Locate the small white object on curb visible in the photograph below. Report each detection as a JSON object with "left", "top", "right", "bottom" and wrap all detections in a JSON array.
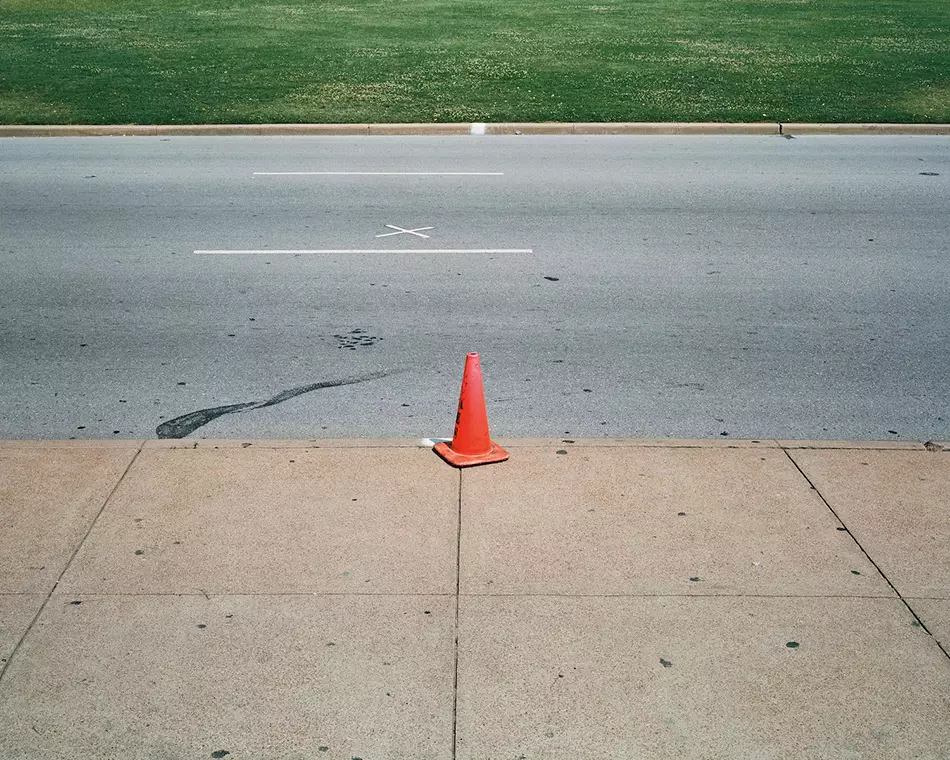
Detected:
[
  {"left": 419, "top": 438, "right": 451, "bottom": 448},
  {"left": 470, "top": 122, "right": 486, "bottom": 135}
]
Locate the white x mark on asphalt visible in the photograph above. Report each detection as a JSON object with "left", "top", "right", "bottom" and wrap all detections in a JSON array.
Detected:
[{"left": 375, "top": 224, "right": 434, "bottom": 239}]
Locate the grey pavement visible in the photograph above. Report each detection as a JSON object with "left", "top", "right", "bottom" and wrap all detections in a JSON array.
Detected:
[
  {"left": 1, "top": 439, "right": 949, "bottom": 759},
  {"left": 1, "top": 135, "right": 949, "bottom": 441}
]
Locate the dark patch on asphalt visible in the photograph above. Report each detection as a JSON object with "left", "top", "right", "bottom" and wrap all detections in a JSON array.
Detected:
[
  {"left": 786, "top": 641, "right": 800, "bottom": 649},
  {"left": 659, "top": 658, "right": 673, "bottom": 668},
  {"left": 919, "top": 172, "right": 939, "bottom": 176},
  {"left": 543, "top": 276, "right": 560, "bottom": 281},
  {"left": 669, "top": 381, "right": 706, "bottom": 391},
  {"left": 156, "top": 370, "right": 397, "bottom": 439},
  {"left": 335, "top": 328, "right": 382, "bottom": 350}
]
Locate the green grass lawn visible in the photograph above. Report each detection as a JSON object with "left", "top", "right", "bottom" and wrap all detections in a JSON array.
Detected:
[{"left": 1, "top": 0, "right": 948, "bottom": 124}]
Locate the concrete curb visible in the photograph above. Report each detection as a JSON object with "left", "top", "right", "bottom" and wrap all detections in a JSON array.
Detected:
[
  {"left": 780, "top": 123, "right": 950, "bottom": 135},
  {"left": 0, "top": 439, "right": 945, "bottom": 451},
  {"left": 1, "top": 122, "right": 949, "bottom": 137}
]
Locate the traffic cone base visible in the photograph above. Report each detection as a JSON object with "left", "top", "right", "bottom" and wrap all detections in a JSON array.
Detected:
[
  {"left": 434, "top": 439, "right": 510, "bottom": 468},
  {"left": 433, "top": 352, "right": 509, "bottom": 468}
]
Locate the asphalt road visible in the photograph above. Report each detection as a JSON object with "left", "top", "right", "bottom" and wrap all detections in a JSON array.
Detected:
[{"left": 1, "top": 135, "right": 948, "bottom": 441}]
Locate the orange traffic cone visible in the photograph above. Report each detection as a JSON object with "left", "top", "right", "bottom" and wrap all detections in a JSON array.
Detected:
[{"left": 434, "top": 352, "right": 510, "bottom": 468}]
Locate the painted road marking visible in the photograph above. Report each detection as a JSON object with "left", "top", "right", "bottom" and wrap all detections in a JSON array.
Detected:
[
  {"left": 193, "top": 249, "right": 533, "bottom": 254},
  {"left": 375, "top": 224, "right": 434, "bottom": 239},
  {"left": 470, "top": 123, "right": 487, "bottom": 135},
  {"left": 252, "top": 171, "right": 503, "bottom": 176}
]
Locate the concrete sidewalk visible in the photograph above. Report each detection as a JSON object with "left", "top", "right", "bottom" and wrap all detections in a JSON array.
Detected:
[{"left": 1, "top": 439, "right": 948, "bottom": 759}]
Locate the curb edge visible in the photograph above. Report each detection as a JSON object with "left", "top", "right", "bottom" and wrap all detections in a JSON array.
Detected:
[{"left": 2, "top": 122, "right": 949, "bottom": 137}]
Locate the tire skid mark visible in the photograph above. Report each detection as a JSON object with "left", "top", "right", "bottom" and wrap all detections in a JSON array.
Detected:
[{"left": 156, "top": 370, "right": 398, "bottom": 439}]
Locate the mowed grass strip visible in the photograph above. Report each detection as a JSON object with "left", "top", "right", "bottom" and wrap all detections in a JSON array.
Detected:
[{"left": 0, "top": 0, "right": 948, "bottom": 124}]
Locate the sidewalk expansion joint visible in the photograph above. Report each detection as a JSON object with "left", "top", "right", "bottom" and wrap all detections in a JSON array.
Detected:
[
  {"left": 0, "top": 442, "right": 144, "bottom": 686},
  {"left": 782, "top": 449, "right": 950, "bottom": 662},
  {"left": 455, "top": 592, "right": 904, "bottom": 599},
  {"left": 47, "top": 591, "right": 459, "bottom": 597},
  {"left": 451, "top": 468, "right": 462, "bottom": 760},
  {"left": 35, "top": 591, "right": 906, "bottom": 599}
]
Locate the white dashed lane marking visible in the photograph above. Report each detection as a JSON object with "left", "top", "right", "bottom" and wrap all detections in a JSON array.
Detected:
[
  {"left": 252, "top": 171, "right": 503, "bottom": 176},
  {"left": 193, "top": 249, "right": 534, "bottom": 254}
]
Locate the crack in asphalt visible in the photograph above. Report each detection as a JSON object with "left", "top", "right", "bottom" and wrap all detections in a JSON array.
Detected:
[{"left": 155, "top": 370, "right": 398, "bottom": 439}]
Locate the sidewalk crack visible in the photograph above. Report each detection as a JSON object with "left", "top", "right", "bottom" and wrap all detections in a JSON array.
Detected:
[
  {"left": 782, "top": 447, "right": 950, "bottom": 662},
  {"left": 0, "top": 442, "right": 145, "bottom": 686}
]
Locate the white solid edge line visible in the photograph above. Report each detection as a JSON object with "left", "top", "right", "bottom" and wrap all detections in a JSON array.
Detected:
[
  {"left": 252, "top": 171, "right": 503, "bottom": 176},
  {"left": 194, "top": 249, "right": 534, "bottom": 254}
]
